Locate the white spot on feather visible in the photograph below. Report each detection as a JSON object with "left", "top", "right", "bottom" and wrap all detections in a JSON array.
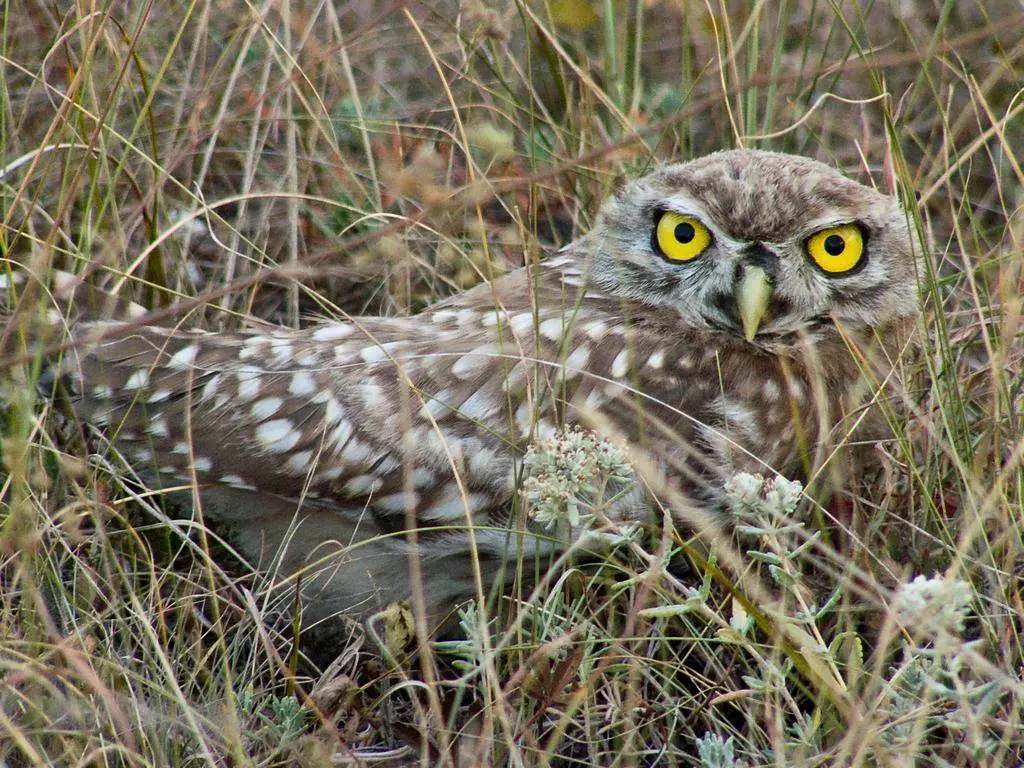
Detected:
[
  {"left": 359, "top": 345, "right": 387, "bottom": 363},
  {"left": 564, "top": 345, "right": 590, "bottom": 375},
  {"left": 220, "top": 474, "right": 256, "bottom": 491},
  {"left": 502, "top": 361, "right": 527, "bottom": 392},
  {"left": 330, "top": 419, "right": 354, "bottom": 449},
  {"left": 166, "top": 344, "right": 199, "bottom": 370},
  {"left": 421, "top": 491, "right": 489, "bottom": 522},
  {"left": 432, "top": 310, "right": 458, "bottom": 324},
  {"left": 313, "top": 466, "right": 344, "bottom": 483},
  {"left": 717, "top": 398, "right": 763, "bottom": 442},
  {"left": 124, "top": 370, "right": 149, "bottom": 390},
  {"left": 509, "top": 312, "right": 539, "bottom": 335},
  {"left": 647, "top": 349, "right": 665, "bottom": 370},
  {"left": 285, "top": 450, "right": 312, "bottom": 475},
  {"left": 324, "top": 396, "right": 345, "bottom": 424},
  {"left": 343, "top": 474, "right": 383, "bottom": 496},
  {"left": 238, "top": 337, "right": 266, "bottom": 361},
  {"left": 192, "top": 456, "right": 212, "bottom": 472},
  {"left": 236, "top": 367, "right": 262, "bottom": 400},
  {"left": 480, "top": 310, "right": 509, "bottom": 328},
  {"left": 376, "top": 491, "right": 419, "bottom": 512},
  {"left": 459, "top": 389, "right": 497, "bottom": 420},
  {"left": 256, "top": 419, "right": 301, "bottom": 453},
  {"left": 452, "top": 345, "right": 497, "bottom": 379},
  {"left": 418, "top": 427, "right": 464, "bottom": 462},
  {"left": 514, "top": 401, "right": 534, "bottom": 436},
  {"left": 411, "top": 468, "right": 434, "bottom": 488},
  {"left": 420, "top": 390, "right": 453, "bottom": 420},
  {"left": 374, "top": 454, "right": 400, "bottom": 474},
  {"left": 251, "top": 397, "right": 283, "bottom": 420},
  {"left": 340, "top": 438, "right": 373, "bottom": 465},
  {"left": 602, "top": 382, "right": 623, "bottom": 399},
  {"left": 537, "top": 420, "right": 557, "bottom": 440},
  {"left": 270, "top": 340, "right": 293, "bottom": 365},
  {"left": 130, "top": 447, "right": 153, "bottom": 462},
  {"left": 468, "top": 445, "right": 508, "bottom": 482},
  {"left": 324, "top": 398, "right": 355, "bottom": 449},
  {"left": 312, "top": 325, "right": 353, "bottom": 341},
  {"left": 289, "top": 371, "right": 316, "bottom": 396},
  {"left": 538, "top": 317, "right": 566, "bottom": 341},
  {"left": 295, "top": 349, "right": 318, "bottom": 366},
  {"left": 611, "top": 349, "right": 630, "bottom": 378},
  {"left": 583, "top": 320, "right": 607, "bottom": 340},
  {"left": 582, "top": 388, "right": 608, "bottom": 411},
  {"left": 357, "top": 381, "right": 385, "bottom": 410},
  {"left": 359, "top": 341, "right": 404, "bottom": 365},
  {"left": 202, "top": 374, "right": 222, "bottom": 402}
]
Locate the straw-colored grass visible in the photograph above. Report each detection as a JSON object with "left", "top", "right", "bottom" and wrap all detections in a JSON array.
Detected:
[{"left": 1, "top": 1, "right": 1022, "bottom": 765}]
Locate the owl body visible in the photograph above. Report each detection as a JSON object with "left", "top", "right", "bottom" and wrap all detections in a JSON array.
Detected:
[{"left": 32, "top": 151, "right": 921, "bottom": 623}]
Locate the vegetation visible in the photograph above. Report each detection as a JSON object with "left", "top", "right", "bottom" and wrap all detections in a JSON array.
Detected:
[{"left": 1, "top": 0, "right": 1022, "bottom": 765}]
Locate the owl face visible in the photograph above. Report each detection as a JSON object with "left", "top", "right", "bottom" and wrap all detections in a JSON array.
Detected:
[{"left": 573, "top": 150, "right": 922, "bottom": 347}]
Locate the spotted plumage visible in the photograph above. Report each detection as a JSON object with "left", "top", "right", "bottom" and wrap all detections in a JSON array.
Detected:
[{"left": 8, "top": 150, "right": 923, "bottom": 624}]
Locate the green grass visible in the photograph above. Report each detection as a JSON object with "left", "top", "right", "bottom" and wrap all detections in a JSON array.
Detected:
[{"left": 1, "top": 1, "right": 1023, "bottom": 765}]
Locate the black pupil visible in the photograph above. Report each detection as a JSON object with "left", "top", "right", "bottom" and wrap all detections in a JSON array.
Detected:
[
  {"left": 674, "top": 221, "right": 695, "bottom": 244},
  {"left": 823, "top": 234, "right": 845, "bottom": 256}
]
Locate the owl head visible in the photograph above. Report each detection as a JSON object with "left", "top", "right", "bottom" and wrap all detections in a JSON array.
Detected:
[{"left": 568, "top": 150, "right": 923, "bottom": 348}]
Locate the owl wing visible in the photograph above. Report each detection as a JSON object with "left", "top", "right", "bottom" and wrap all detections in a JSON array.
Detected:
[
  {"left": 67, "top": 318, "right": 511, "bottom": 519},
  {"left": 62, "top": 264, "right": 768, "bottom": 519},
  {"left": 56, "top": 270, "right": 603, "bottom": 528}
]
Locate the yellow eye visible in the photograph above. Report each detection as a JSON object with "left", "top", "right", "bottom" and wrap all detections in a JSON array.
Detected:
[
  {"left": 654, "top": 212, "right": 712, "bottom": 262},
  {"left": 805, "top": 224, "right": 865, "bottom": 275}
]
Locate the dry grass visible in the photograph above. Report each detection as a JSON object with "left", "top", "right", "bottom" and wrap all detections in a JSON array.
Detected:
[{"left": 1, "top": 0, "right": 1023, "bottom": 765}]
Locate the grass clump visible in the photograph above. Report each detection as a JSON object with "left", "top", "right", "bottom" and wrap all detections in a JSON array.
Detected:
[{"left": 2, "top": 1, "right": 1023, "bottom": 766}]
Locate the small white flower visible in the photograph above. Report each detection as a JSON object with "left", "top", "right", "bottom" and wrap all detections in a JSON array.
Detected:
[
  {"left": 724, "top": 472, "right": 765, "bottom": 509},
  {"left": 894, "top": 574, "right": 973, "bottom": 636},
  {"left": 522, "top": 426, "right": 633, "bottom": 530},
  {"left": 763, "top": 475, "right": 803, "bottom": 514},
  {"left": 725, "top": 472, "right": 803, "bottom": 518}
]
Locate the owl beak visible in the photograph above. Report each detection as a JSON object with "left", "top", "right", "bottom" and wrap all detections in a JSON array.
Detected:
[{"left": 736, "top": 265, "right": 772, "bottom": 341}]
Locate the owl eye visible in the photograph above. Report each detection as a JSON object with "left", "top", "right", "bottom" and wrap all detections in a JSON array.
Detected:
[
  {"left": 805, "top": 224, "right": 865, "bottom": 275},
  {"left": 653, "top": 211, "right": 712, "bottom": 262}
]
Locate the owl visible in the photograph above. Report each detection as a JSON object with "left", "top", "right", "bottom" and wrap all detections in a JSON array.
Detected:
[{"left": 7, "top": 150, "right": 922, "bottom": 626}]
